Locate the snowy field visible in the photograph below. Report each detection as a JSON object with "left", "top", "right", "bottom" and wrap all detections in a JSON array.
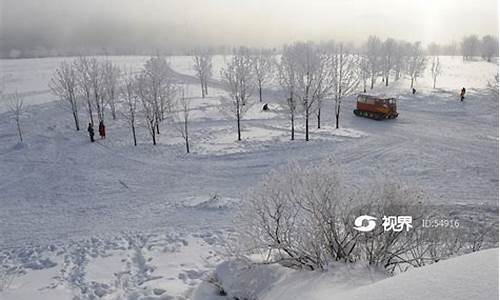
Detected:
[{"left": 0, "top": 56, "right": 498, "bottom": 299}]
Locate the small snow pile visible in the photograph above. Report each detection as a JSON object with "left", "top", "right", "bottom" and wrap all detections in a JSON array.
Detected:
[
  {"left": 313, "top": 126, "right": 367, "bottom": 138},
  {"left": 195, "top": 248, "right": 498, "bottom": 300},
  {"left": 182, "top": 194, "right": 239, "bottom": 209}
]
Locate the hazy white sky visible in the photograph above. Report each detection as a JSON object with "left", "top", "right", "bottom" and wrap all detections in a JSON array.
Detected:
[{"left": 1, "top": 0, "right": 498, "bottom": 51}]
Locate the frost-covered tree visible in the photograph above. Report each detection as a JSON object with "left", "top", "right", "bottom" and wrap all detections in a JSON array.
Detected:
[
  {"left": 136, "top": 72, "right": 159, "bottom": 145},
  {"left": 192, "top": 49, "right": 213, "bottom": 98},
  {"left": 120, "top": 73, "right": 139, "bottom": 146},
  {"left": 252, "top": 49, "right": 275, "bottom": 102},
  {"left": 363, "top": 36, "right": 382, "bottom": 89},
  {"left": 103, "top": 60, "right": 121, "bottom": 120},
  {"left": 480, "top": 35, "right": 499, "bottom": 62},
  {"left": 406, "top": 42, "right": 427, "bottom": 89},
  {"left": 381, "top": 38, "right": 396, "bottom": 86},
  {"left": 332, "top": 44, "right": 360, "bottom": 129},
  {"left": 430, "top": 56, "right": 442, "bottom": 89},
  {"left": 49, "top": 61, "right": 80, "bottom": 131},
  {"left": 277, "top": 45, "right": 299, "bottom": 140},
  {"left": 220, "top": 47, "right": 255, "bottom": 141},
  {"left": 174, "top": 86, "right": 191, "bottom": 153},
  {"left": 142, "top": 56, "right": 175, "bottom": 135},
  {"left": 289, "top": 41, "right": 328, "bottom": 141},
  {"left": 8, "top": 93, "right": 24, "bottom": 142},
  {"left": 461, "top": 35, "right": 480, "bottom": 61},
  {"left": 393, "top": 41, "right": 409, "bottom": 81},
  {"left": 88, "top": 58, "right": 107, "bottom": 122},
  {"left": 75, "top": 56, "right": 95, "bottom": 125}
]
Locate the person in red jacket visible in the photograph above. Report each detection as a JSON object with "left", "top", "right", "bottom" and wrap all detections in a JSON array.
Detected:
[{"left": 98, "top": 120, "right": 106, "bottom": 139}]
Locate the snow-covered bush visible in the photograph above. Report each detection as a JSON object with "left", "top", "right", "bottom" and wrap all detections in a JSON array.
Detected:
[{"left": 234, "top": 159, "right": 480, "bottom": 273}]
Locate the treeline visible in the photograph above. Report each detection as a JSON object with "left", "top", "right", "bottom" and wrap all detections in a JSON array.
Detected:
[{"left": 4, "top": 34, "right": 498, "bottom": 60}]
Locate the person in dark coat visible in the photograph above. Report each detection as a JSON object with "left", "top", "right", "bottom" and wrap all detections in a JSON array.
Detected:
[
  {"left": 98, "top": 120, "right": 106, "bottom": 139},
  {"left": 460, "top": 87, "right": 466, "bottom": 101},
  {"left": 412, "top": 88, "right": 416, "bottom": 95},
  {"left": 87, "top": 123, "right": 95, "bottom": 142}
]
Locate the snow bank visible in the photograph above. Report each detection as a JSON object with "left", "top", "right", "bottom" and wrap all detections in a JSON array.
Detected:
[
  {"left": 338, "top": 248, "right": 499, "bottom": 300},
  {"left": 198, "top": 248, "right": 498, "bottom": 300}
]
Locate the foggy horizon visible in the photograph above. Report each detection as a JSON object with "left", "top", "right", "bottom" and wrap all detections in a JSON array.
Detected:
[{"left": 1, "top": 0, "right": 499, "bottom": 56}]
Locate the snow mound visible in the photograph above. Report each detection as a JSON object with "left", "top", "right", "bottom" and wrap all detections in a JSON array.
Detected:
[
  {"left": 182, "top": 194, "right": 239, "bottom": 209},
  {"left": 338, "top": 248, "right": 499, "bottom": 300}
]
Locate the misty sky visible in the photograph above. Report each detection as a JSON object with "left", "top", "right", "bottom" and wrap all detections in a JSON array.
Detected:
[{"left": 1, "top": 0, "right": 498, "bottom": 52}]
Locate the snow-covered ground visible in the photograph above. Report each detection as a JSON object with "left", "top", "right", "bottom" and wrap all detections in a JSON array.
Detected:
[{"left": 0, "top": 56, "right": 498, "bottom": 299}]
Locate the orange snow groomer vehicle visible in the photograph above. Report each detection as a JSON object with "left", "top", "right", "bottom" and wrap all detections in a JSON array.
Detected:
[{"left": 353, "top": 94, "right": 399, "bottom": 120}]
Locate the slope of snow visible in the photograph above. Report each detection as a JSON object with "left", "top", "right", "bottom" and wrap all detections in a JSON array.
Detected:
[
  {"left": 337, "top": 248, "right": 499, "bottom": 300},
  {"left": 196, "top": 249, "right": 498, "bottom": 300}
]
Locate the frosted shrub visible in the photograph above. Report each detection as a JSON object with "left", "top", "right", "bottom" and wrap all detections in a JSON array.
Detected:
[{"left": 235, "top": 159, "right": 474, "bottom": 273}]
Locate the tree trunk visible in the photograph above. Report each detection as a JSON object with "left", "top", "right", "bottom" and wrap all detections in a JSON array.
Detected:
[
  {"left": 200, "top": 79, "right": 205, "bottom": 98},
  {"left": 410, "top": 77, "right": 414, "bottom": 89},
  {"left": 336, "top": 106, "right": 340, "bottom": 129},
  {"left": 291, "top": 114, "right": 295, "bottom": 140},
  {"left": 385, "top": 75, "right": 389, "bottom": 86},
  {"left": 370, "top": 76, "right": 375, "bottom": 89},
  {"left": 16, "top": 119, "right": 23, "bottom": 142},
  {"left": 72, "top": 110, "right": 80, "bottom": 131},
  {"left": 184, "top": 119, "right": 189, "bottom": 153},
  {"left": 433, "top": 77, "right": 436, "bottom": 89},
  {"left": 259, "top": 83, "right": 263, "bottom": 102},
  {"left": 204, "top": 80, "right": 208, "bottom": 96},
  {"left": 132, "top": 124, "right": 137, "bottom": 146},
  {"left": 87, "top": 100, "right": 94, "bottom": 126},
  {"left": 305, "top": 106, "right": 309, "bottom": 141},
  {"left": 236, "top": 103, "right": 241, "bottom": 141},
  {"left": 317, "top": 106, "right": 321, "bottom": 129}
]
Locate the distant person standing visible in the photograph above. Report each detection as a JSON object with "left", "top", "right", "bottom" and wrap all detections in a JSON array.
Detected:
[
  {"left": 98, "top": 120, "right": 106, "bottom": 139},
  {"left": 87, "top": 123, "right": 95, "bottom": 142},
  {"left": 460, "top": 87, "right": 466, "bottom": 101},
  {"left": 412, "top": 88, "right": 416, "bottom": 95}
]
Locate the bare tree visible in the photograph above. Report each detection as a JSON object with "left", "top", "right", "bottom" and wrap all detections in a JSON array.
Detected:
[
  {"left": 49, "top": 61, "right": 80, "bottom": 130},
  {"left": 75, "top": 56, "right": 95, "bottom": 125},
  {"left": 89, "top": 57, "right": 106, "bottom": 122},
  {"left": 406, "top": 42, "right": 427, "bottom": 89},
  {"left": 363, "top": 36, "right": 382, "bottom": 89},
  {"left": 252, "top": 49, "right": 275, "bottom": 102},
  {"left": 289, "top": 41, "right": 326, "bottom": 141},
  {"left": 120, "top": 73, "right": 139, "bottom": 146},
  {"left": 192, "top": 49, "right": 213, "bottom": 98},
  {"left": 430, "top": 56, "right": 442, "bottom": 89},
  {"left": 103, "top": 60, "right": 121, "bottom": 120},
  {"left": 174, "top": 86, "right": 191, "bottom": 153},
  {"left": 382, "top": 38, "right": 396, "bottom": 86},
  {"left": 393, "top": 41, "right": 409, "bottom": 81},
  {"left": 277, "top": 45, "right": 299, "bottom": 140},
  {"left": 143, "top": 56, "right": 175, "bottom": 135},
  {"left": 480, "top": 35, "right": 499, "bottom": 62},
  {"left": 8, "top": 93, "right": 24, "bottom": 142},
  {"left": 461, "top": 35, "right": 480, "bottom": 61},
  {"left": 136, "top": 72, "right": 158, "bottom": 145},
  {"left": 220, "top": 47, "right": 255, "bottom": 141},
  {"left": 332, "top": 44, "right": 360, "bottom": 129}
]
